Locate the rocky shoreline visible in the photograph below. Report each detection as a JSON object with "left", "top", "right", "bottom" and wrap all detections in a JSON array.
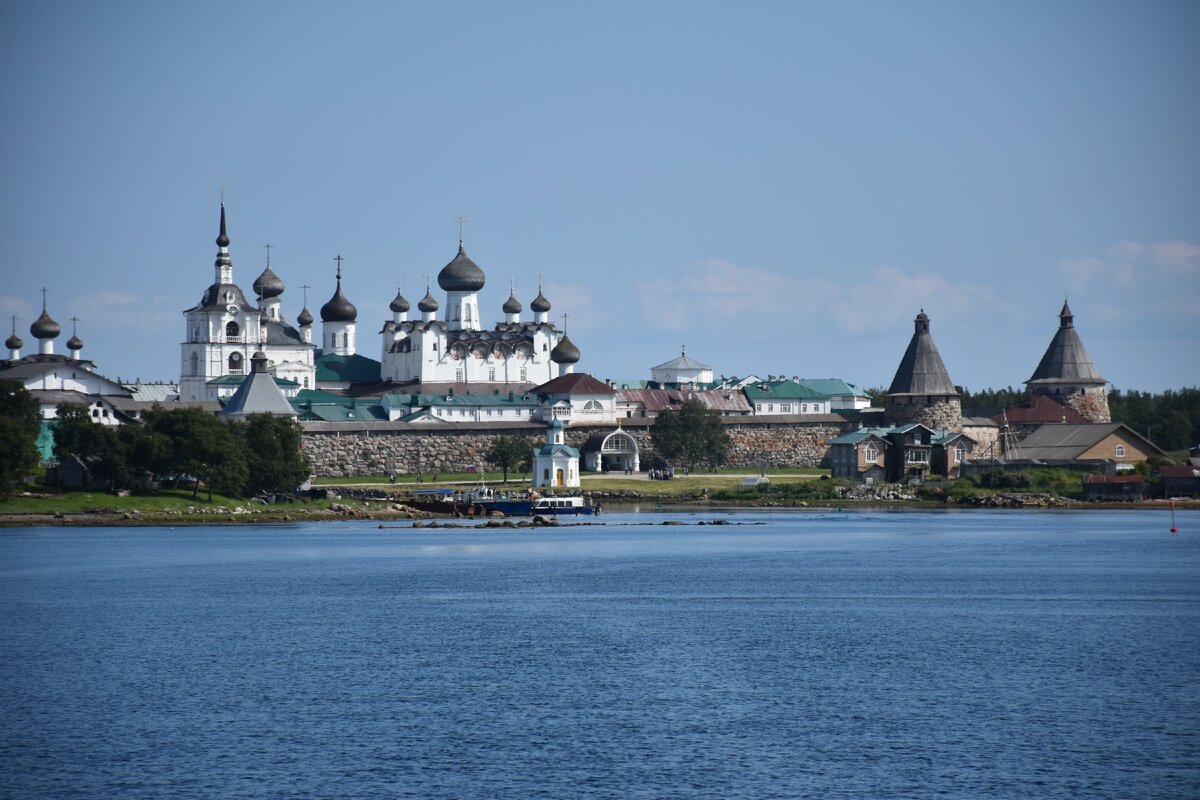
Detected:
[{"left": 0, "top": 490, "right": 1191, "bottom": 527}]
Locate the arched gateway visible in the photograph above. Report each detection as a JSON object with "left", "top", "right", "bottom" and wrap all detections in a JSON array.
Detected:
[{"left": 583, "top": 429, "right": 640, "bottom": 473}]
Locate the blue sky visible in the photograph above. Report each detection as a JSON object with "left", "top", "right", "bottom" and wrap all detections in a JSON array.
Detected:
[{"left": 2, "top": 1, "right": 1197, "bottom": 392}]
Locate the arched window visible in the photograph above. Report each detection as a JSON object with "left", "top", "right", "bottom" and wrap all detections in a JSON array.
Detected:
[
  {"left": 543, "top": 468, "right": 550, "bottom": 480},
  {"left": 1115, "top": 445, "right": 1125, "bottom": 457},
  {"left": 189, "top": 352, "right": 198, "bottom": 377},
  {"left": 583, "top": 400, "right": 603, "bottom": 411},
  {"left": 226, "top": 321, "right": 240, "bottom": 340},
  {"left": 228, "top": 352, "right": 243, "bottom": 373}
]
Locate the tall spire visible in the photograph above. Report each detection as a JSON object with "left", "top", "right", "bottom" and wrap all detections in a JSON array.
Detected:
[
  {"left": 214, "top": 202, "right": 233, "bottom": 284},
  {"left": 1058, "top": 297, "right": 1074, "bottom": 328}
]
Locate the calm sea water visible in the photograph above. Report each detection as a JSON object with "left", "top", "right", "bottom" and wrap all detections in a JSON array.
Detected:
[{"left": 1, "top": 509, "right": 1198, "bottom": 799}]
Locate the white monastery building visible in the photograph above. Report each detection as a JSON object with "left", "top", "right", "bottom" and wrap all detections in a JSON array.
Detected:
[
  {"left": 179, "top": 205, "right": 582, "bottom": 399},
  {"left": 180, "top": 205, "right": 317, "bottom": 401},
  {"left": 379, "top": 239, "right": 579, "bottom": 386}
]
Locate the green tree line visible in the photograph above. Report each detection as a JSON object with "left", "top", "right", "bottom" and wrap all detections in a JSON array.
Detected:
[
  {"left": 52, "top": 401, "right": 311, "bottom": 499},
  {"left": 956, "top": 386, "right": 1199, "bottom": 451}
]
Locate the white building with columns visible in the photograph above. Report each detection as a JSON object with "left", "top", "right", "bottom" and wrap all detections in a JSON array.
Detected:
[
  {"left": 179, "top": 205, "right": 317, "bottom": 401},
  {"left": 379, "top": 242, "right": 578, "bottom": 386}
]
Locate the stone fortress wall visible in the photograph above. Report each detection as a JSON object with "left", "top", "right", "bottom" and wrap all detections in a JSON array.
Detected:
[
  {"left": 884, "top": 395, "right": 963, "bottom": 433},
  {"left": 301, "top": 417, "right": 853, "bottom": 478},
  {"left": 1061, "top": 386, "right": 1111, "bottom": 424}
]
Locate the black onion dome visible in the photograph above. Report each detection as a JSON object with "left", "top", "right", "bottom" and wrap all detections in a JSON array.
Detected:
[
  {"left": 550, "top": 334, "right": 581, "bottom": 364},
  {"left": 418, "top": 289, "right": 439, "bottom": 312},
  {"left": 5, "top": 333, "right": 22, "bottom": 349},
  {"left": 297, "top": 306, "right": 313, "bottom": 326},
  {"left": 390, "top": 290, "right": 410, "bottom": 313},
  {"left": 320, "top": 281, "right": 358, "bottom": 322},
  {"left": 253, "top": 266, "right": 285, "bottom": 299},
  {"left": 503, "top": 293, "right": 522, "bottom": 314},
  {"left": 31, "top": 309, "right": 60, "bottom": 340},
  {"left": 437, "top": 244, "right": 486, "bottom": 292},
  {"left": 67, "top": 334, "right": 83, "bottom": 350},
  {"left": 530, "top": 290, "right": 551, "bottom": 313}
]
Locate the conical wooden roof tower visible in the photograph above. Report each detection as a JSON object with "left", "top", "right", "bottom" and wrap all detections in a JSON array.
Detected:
[{"left": 884, "top": 310, "right": 962, "bottom": 431}]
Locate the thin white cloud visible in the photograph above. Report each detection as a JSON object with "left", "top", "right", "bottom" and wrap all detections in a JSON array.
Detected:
[
  {"left": 544, "top": 281, "right": 604, "bottom": 336},
  {"left": 1150, "top": 240, "right": 1200, "bottom": 273},
  {"left": 67, "top": 291, "right": 176, "bottom": 330},
  {"left": 830, "top": 266, "right": 995, "bottom": 334},
  {"left": 635, "top": 260, "right": 994, "bottom": 335},
  {"left": 1062, "top": 239, "right": 1199, "bottom": 289},
  {"left": 0, "top": 294, "right": 35, "bottom": 321}
]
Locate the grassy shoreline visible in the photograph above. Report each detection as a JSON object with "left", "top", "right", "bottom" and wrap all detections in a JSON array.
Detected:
[
  {"left": 3, "top": 467, "right": 1194, "bottom": 528},
  {"left": 2, "top": 487, "right": 1193, "bottom": 528}
]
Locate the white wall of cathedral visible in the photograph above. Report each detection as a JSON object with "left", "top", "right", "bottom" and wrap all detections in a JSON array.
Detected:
[
  {"left": 444, "top": 291, "right": 481, "bottom": 332},
  {"left": 322, "top": 321, "right": 356, "bottom": 356},
  {"left": 180, "top": 309, "right": 315, "bottom": 401},
  {"left": 270, "top": 359, "right": 315, "bottom": 391},
  {"left": 14, "top": 365, "right": 127, "bottom": 396},
  {"left": 380, "top": 326, "right": 561, "bottom": 386}
]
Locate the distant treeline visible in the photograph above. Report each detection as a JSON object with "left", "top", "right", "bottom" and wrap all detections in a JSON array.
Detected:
[
  {"left": 1106, "top": 389, "right": 1200, "bottom": 453},
  {"left": 862, "top": 386, "right": 1200, "bottom": 453}
]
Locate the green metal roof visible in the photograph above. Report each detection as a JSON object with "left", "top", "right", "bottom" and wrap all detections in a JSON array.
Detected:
[
  {"left": 743, "top": 382, "right": 825, "bottom": 401},
  {"left": 294, "top": 403, "right": 387, "bottom": 422},
  {"left": 827, "top": 427, "right": 891, "bottom": 445},
  {"left": 791, "top": 378, "right": 862, "bottom": 396},
  {"left": 207, "top": 374, "right": 299, "bottom": 387},
  {"left": 382, "top": 390, "right": 538, "bottom": 408},
  {"left": 534, "top": 444, "right": 580, "bottom": 458},
  {"left": 290, "top": 388, "right": 386, "bottom": 422},
  {"left": 315, "top": 353, "right": 382, "bottom": 383},
  {"left": 294, "top": 388, "right": 361, "bottom": 403}
]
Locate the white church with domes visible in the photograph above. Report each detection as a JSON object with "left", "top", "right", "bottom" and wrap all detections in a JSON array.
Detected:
[
  {"left": 179, "top": 205, "right": 318, "bottom": 402},
  {"left": 179, "top": 205, "right": 581, "bottom": 401},
  {"left": 379, "top": 241, "right": 578, "bottom": 386}
]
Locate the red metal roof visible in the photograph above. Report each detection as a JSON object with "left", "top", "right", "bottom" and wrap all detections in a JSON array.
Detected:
[
  {"left": 993, "top": 394, "right": 1088, "bottom": 425},
  {"left": 534, "top": 372, "right": 615, "bottom": 395},
  {"left": 1159, "top": 466, "right": 1200, "bottom": 479}
]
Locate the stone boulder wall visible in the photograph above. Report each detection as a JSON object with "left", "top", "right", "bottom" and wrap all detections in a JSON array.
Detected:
[
  {"left": 885, "top": 395, "right": 963, "bottom": 432},
  {"left": 723, "top": 422, "right": 848, "bottom": 469},
  {"left": 1064, "top": 386, "right": 1111, "bottom": 423},
  {"left": 301, "top": 426, "right": 536, "bottom": 478},
  {"left": 300, "top": 418, "right": 856, "bottom": 477}
]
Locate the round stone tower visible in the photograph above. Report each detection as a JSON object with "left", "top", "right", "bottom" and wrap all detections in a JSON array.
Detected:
[
  {"left": 884, "top": 310, "right": 962, "bottom": 432},
  {"left": 1025, "top": 300, "right": 1110, "bottom": 422}
]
